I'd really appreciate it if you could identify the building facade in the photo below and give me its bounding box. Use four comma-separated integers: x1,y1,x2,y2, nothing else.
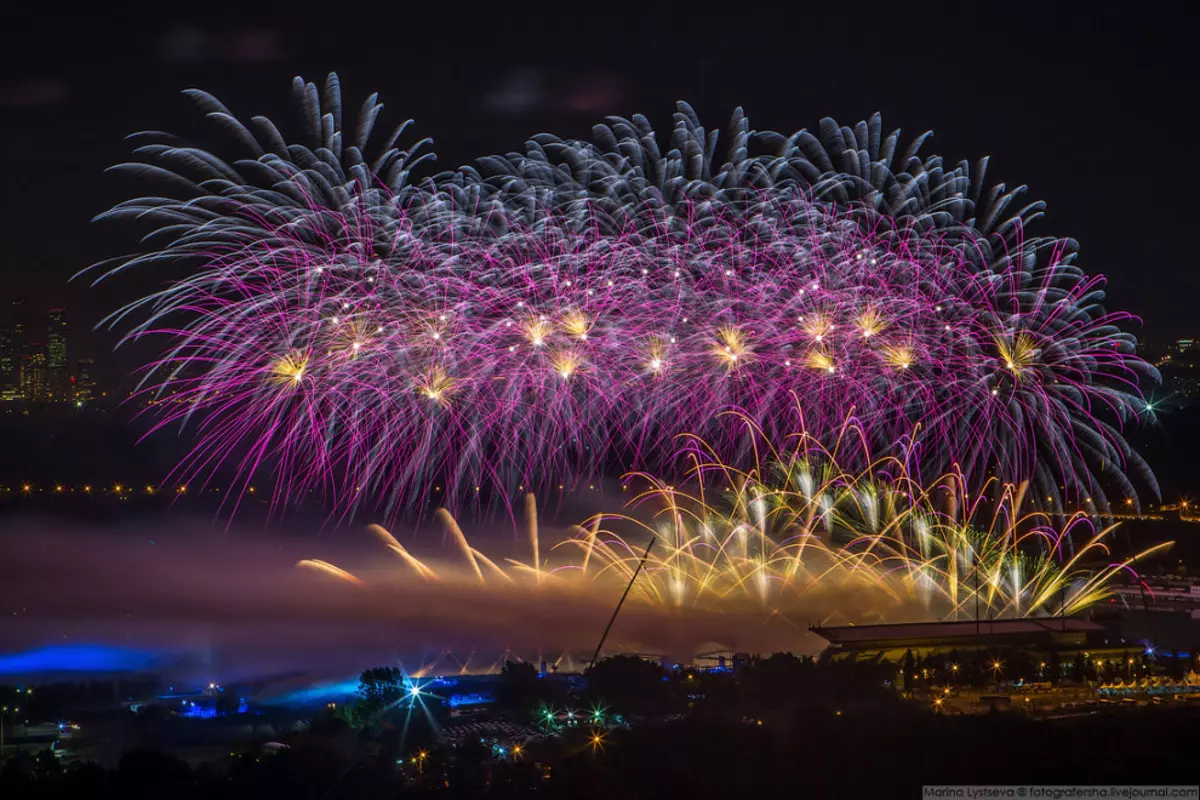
74,357,96,403
20,348,48,402
47,308,69,401
1,300,29,398
0,323,13,397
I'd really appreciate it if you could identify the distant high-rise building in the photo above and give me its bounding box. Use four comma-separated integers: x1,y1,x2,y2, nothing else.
0,322,13,395
74,358,96,403
47,308,69,401
1177,337,1195,353
4,300,28,395
20,347,48,402
10,299,27,351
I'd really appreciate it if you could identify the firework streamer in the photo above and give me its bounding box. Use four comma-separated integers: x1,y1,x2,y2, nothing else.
90,74,1158,523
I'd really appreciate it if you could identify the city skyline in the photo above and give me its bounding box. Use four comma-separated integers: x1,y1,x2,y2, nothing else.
0,301,102,404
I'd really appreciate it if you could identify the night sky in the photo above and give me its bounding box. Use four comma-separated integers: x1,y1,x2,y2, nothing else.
2,11,1197,356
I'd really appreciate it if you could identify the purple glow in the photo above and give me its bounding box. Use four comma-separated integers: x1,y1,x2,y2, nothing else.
89,74,1158,522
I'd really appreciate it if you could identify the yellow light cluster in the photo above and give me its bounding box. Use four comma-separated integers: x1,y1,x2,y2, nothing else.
882,343,915,371
550,350,582,380
646,337,669,374
802,312,833,342
997,332,1039,378
561,310,592,340
712,326,751,368
270,350,309,386
856,307,886,339
805,350,836,373
416,366,457,406
524,317,552,348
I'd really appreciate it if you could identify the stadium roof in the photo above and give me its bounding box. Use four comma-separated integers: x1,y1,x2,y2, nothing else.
812,618,1105,646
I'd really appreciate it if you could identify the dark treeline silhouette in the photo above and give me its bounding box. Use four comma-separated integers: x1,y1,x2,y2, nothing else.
1,676,163,717
3,708,1199,798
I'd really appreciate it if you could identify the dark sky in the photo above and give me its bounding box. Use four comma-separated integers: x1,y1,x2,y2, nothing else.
2,11,1197,350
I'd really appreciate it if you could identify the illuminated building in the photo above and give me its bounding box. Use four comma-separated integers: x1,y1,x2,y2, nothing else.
812,618,1127,661
1111,577,1200,612
1160,347,1200,405
0,323,13,396
74,358,96,403
1,300,27,397
20,347,48,402
47,308,68,401
10,300,27,348
1177,337,1196,353
1167,373,1200,402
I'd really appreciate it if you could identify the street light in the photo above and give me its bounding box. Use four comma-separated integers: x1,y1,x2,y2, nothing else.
0,705,20,755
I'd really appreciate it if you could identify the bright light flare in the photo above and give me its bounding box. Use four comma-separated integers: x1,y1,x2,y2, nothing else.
712,326,751,368
524,317,552,348
270,350,309,387
806,350,836,373
551,350,582,380
416,366,456,406
997,333,1039,378
883,343,915,371
562,309,592,340
856,307,886,338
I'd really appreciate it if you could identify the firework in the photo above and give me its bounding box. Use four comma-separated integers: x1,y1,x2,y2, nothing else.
89,74,1157,520
300,415,1169,621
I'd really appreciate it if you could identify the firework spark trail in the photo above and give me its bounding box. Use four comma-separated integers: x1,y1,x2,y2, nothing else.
90,74,1158,523
301,417,1170,622
296,559,364,587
